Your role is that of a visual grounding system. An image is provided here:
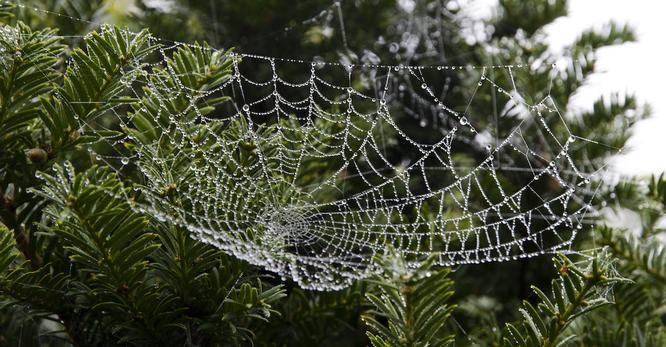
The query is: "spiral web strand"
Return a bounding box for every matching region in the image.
[4,2,606,289]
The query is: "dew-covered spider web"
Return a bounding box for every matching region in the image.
[7,3,609,290]
[106,43,597,290]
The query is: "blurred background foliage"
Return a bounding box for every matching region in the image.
[0,0,664,345]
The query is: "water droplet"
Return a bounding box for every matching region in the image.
[121,157,129,165]
[459,116,468,125]
[242,104,250,112]
[419,119,427,127]
[421,83,427,89]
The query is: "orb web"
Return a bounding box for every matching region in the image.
[15,19,601,290]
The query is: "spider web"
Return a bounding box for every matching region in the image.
[6,3,607,290]
[106,41,594,290]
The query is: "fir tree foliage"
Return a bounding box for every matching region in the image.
[502,253,629,347]
[0,0,663,346]
[0,18,286,345]
[575,174,666,346]
[362,254,456,347]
